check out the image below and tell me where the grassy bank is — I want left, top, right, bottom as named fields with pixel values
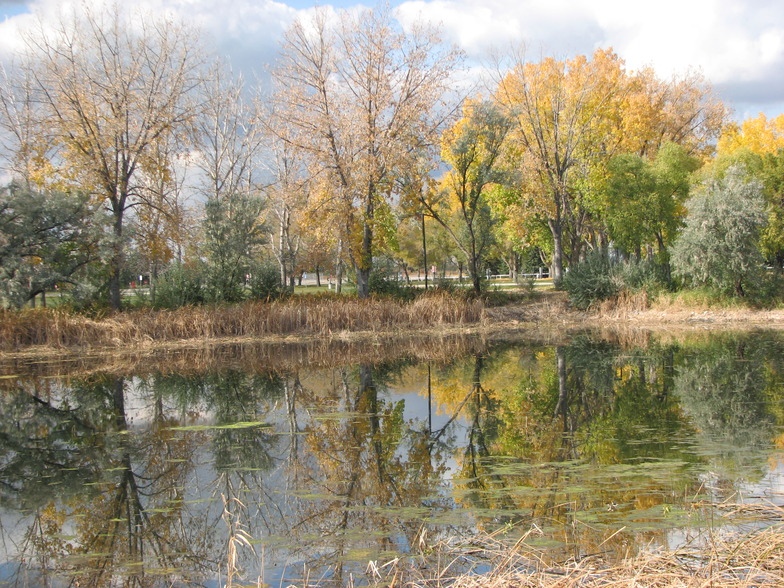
left=0, top=291, right=484, bottom=352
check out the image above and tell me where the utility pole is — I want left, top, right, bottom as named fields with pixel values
left=422, top=211, right=428, bottom=290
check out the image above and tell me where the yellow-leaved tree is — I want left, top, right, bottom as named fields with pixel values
left=495, top=49, right=628, bottom=282
left=495, top=49, right=725, bottom=281
left=714, top=113, right=784, bottom=267
left=420, top=99, right=513, bottom=293
left=270, top=6, right=461, bottom=298
left=717, top=113, right=784, bottom=157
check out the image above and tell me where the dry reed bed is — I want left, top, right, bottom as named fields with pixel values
left=0, top=293, right=484, bottom=352
left=384, top=503, right=784, bottom=588
left=383, top=531, right=784, bottom=587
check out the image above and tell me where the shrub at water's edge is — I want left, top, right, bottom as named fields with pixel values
left=562, top=252, right=668, bottom=311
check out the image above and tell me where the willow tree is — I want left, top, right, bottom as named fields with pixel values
left=12, top=3, right=206, bottom=309
left=270, top=6, right=460, bottom=298
left=672, top=167, right=767, bottom=297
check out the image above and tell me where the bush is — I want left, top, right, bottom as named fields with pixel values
left=248, top=261, right=285, bottom=302
left=154, top=263, right=206, bottom=309
left=368, top=269, right=417, bottom=301
left=614, top=256, right=667, bottom=293
left=562, top=252, right=619, bottom=310
left=563, top=253, right=668, bottom=310
left=57, top=282, right=110, bottom=316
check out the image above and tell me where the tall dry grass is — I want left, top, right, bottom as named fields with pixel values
left=370, top=502, right=784, bottom=588
left=0, top=291, right=485, bottom=352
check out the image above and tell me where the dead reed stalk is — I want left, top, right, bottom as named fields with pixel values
left=370, top=503, right=784, bottom=588
left=0, top=293, right=485, bottom=352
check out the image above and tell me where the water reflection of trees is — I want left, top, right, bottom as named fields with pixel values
left=444, top=334, right=783, bottom=559
left=1, top=332, right=782, bottom=583
left=674, top=335, right=780, bottom=493
left=0, top=374, right=213, bottom=586
left=273, top=362, right=454, bottom=585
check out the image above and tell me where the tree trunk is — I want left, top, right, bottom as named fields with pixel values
left=656, top=232, right=672, bottom=284
left=469, top=257, right=482, bottom=295
left=468, top=236, right=482, bottom=294
left=356, top=190, right=374, bottom=299
left=278, top=219, right=288, bottom=287
left=422, top=213, right=428, bottom=290
left=554, top=347, right=568, bottom=429
left=109, top=214, right=124, bottom=311
left=335, top=240, right=344, bottom=294
left=315, top=264, right=321, bottom=287
left=549, top=217, right=564, bottom=284
left=356, top=265, right=370, bottom=297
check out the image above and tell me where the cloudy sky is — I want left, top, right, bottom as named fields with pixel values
left=0, top=0, right=782, bottom=121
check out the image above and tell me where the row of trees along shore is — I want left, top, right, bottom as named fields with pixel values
left=1, top=2, right=783, bottom=311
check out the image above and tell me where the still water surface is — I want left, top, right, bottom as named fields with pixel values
left=1, top=331, right=782, bottom=586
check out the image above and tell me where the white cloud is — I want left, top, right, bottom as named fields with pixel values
left=396, top=0, right=784, bottom=117
left=1, top=0, right=783, bottom=119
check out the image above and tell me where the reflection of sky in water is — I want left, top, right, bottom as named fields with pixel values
left=746, top=454, right=784, bottom=501
left=1, top=334, right=783, bottom=585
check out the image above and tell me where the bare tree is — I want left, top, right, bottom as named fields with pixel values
left=0, top=66, right=53, bottom=188
left=270, top=6, right=461, bottom=298
left=192, top=61, right=264, bottom=205
left=265, top=139, right=308, bottom=290
left=11, top=2, right=206, bottom=309
left=192, top=63, right=268, bottom=301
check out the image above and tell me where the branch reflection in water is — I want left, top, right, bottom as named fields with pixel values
left=0, top=330, right=782, bottom=585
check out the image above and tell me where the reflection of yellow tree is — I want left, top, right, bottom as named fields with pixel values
left=278, top=364, right=449, bottom=583
left=447, top=343, right=705, bottom=559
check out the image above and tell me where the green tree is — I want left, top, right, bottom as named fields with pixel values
left=0, top=183, right=98, bottom=308
left=671, top=167, right=767, bottom=296
left=202, top=193, right=266, bottom=303
left=603, top=142, right=699, bottom=276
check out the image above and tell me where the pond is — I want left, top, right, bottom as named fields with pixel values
left=0, top=330, right=782, bottom=586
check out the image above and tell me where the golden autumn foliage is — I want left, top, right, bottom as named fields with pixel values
left=493, top=48, right=725, bottom=280
left=718, top=113, right=784, bottom=156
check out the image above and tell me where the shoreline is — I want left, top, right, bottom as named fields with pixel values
left=3, top=291, right=784, bottom=365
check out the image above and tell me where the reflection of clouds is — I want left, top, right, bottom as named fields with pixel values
left=752, top=453, right=784, bottom=502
